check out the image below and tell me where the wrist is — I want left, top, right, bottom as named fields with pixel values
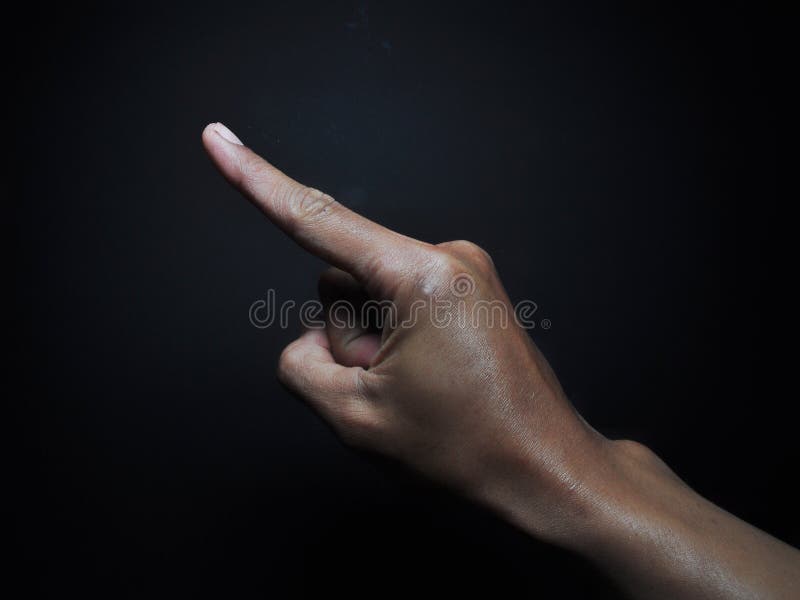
left=470, top=419, right=623, bottom=548
left=478, top=432, right=681, bottom=552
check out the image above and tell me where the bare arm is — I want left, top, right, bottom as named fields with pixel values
left=202, top=122, right=800, bottom=599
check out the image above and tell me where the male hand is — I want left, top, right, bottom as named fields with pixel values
left=203, top=122, right=800, bottom=599
left=201, top=122, right=605, bottom=541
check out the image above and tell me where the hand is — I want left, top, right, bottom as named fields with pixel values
left=201, top=122, right=606, bottom=541
left=203, top=122, right=800, bottom=599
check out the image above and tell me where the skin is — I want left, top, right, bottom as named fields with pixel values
left=202, top=122, right=800, bottom=599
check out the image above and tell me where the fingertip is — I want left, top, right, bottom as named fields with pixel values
left=202, top=122, right=249, bottom=186
left=201, top=122, right=220, bottom=149
left=202, top=122, right=244, bottom=149
left=201, top=122, right=216, bottom=143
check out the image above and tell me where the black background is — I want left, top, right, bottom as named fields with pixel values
left=11, top=1, right=787, bottom=597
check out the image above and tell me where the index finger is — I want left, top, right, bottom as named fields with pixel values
left=202, top=122, right=423, bottom=285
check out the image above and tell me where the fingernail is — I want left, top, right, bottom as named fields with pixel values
left=213, top=122, right=243, bottom=145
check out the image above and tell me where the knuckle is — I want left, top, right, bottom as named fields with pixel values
left=439, top=239, right=494, bottom=269
left=434, top=251, right=467, bottom=281
left=285, top=186, right=339, bottom=227
left=412, top=250, right=471, bottom=296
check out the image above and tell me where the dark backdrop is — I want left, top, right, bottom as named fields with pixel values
left=11, top=1, right=786, bottom=597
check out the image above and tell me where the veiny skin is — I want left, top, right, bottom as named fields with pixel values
left=203, top=122, right=800, bottom=599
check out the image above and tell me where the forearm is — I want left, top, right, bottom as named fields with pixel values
left=487, top=435, right=800, bottom=599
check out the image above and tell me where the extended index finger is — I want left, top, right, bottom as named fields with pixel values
left=202, top=122, right=423, bottom=285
